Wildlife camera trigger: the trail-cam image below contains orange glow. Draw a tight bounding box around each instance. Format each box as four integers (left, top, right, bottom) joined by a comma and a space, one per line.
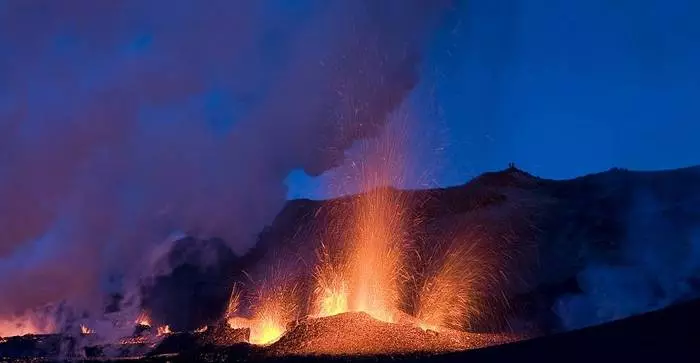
416, 239, 490, 331
312, 125, 408, 323
346, 187, 404, 323
135, 311, 151, 327
227, 277, 299, 346
194, 325, 208, 333
80, 324, 94, 335
119, 336, 148, 345
311, 244, 349, 318
157, 325, 171, 336
0, 315, 55, 338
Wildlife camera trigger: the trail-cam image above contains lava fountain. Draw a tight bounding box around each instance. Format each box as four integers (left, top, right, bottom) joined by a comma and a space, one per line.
135, 311, 151, 327
312, 119, 411, 323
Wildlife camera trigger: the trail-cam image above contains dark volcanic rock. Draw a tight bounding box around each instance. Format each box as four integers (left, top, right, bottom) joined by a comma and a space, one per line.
243, 165, 700, 333
136, 165, 700, 339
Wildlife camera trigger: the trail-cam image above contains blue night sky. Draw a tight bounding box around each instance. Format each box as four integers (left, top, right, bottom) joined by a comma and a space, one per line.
287, 0, 700, 199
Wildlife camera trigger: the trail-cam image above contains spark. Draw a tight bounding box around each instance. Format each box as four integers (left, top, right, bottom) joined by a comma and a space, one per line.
226, 284, 241, 319
119, 336, 148, 345
415, 235, 493, 331
311, 243, 349, 318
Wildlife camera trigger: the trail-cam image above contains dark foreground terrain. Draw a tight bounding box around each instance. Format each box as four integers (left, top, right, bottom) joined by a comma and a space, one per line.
3, 297, 699, 362
104, 297, 700, 362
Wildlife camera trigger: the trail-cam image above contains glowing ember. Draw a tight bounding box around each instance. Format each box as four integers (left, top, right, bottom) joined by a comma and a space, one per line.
119, 336, 149, 345
194, 325, 208, 333
80, 324, 94, 335
347, 188, 404, 323
157, 325, 172, 336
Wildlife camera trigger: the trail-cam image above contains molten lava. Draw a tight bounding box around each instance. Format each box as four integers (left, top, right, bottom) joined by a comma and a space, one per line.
80, 324, 94, 335
135, 312, 151, 327
227, 277, 299, 346
311, 244, 349, 318
157, 325, 172, 336
311, 131, 409, 323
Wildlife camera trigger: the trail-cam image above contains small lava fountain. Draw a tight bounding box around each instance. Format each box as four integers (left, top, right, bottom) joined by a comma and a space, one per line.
311, 124, 410, 324
227, 275, 301, 345
415, 238, 492, 332
156, 325, 172, 336
135, 311, 151, 328
80, 324, 94, 335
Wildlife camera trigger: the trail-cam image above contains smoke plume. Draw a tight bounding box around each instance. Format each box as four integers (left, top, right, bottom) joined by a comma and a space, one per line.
0, 0, 449, 323
555, 179, 700, 330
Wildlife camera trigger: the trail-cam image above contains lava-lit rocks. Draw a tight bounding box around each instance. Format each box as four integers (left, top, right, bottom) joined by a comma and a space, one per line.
267, 312, 519, 356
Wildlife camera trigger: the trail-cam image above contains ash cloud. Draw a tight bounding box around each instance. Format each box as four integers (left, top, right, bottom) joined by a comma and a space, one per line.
0, 0, 449, 320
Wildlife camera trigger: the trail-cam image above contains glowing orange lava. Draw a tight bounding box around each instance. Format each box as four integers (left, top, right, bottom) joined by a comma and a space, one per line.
311, 244, 349, 318
227, 278, 299, 346
194, 325, 208, 333
119, 336, 148, 345
157, 325, 171, 336
347, 187, 405, 323
80, 324, 94, 335
135, 312, 151, 327
312, 127, 408, 323
416, 239, 490, 331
